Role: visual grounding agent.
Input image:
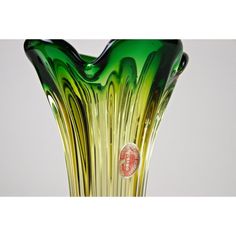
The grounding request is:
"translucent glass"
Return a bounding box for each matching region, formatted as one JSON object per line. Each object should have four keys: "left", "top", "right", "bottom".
{"left": 24, "top": 40, "right": 188, "bottom": 196}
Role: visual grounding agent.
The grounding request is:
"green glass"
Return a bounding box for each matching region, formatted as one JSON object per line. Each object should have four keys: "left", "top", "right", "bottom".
{"left": 24, "top": 39, "right": 188, "bottom": 196}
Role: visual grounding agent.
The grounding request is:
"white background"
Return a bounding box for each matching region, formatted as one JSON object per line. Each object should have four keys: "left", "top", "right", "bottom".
{"left": 0, "top": 0, "right": 236, "bottom": 235}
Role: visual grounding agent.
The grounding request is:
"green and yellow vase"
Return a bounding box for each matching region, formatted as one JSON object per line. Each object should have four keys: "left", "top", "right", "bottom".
{"left": 24, "top": 39, "right": 188, "bottom": 196}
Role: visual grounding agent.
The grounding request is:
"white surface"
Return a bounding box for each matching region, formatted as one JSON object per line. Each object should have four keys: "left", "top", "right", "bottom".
{"left": 0, "top": 40, "right": 235, "bottom": 196}
{"left": 1, "top": 198, "right": 236, "bottom": 236}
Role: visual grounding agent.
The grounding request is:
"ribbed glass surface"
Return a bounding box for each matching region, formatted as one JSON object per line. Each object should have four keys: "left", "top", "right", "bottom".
{"left": 24, "top": 40, "right": 188, "bottom": 196}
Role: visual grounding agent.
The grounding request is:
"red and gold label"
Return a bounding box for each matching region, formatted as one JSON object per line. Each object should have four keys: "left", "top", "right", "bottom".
{"left": 119, "top": 143, "right": 140, "bottom": 177}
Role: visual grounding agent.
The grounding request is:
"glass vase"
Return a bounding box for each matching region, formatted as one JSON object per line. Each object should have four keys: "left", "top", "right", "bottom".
{"left": 24, "top": 39, "right": 188, "bottom": 196}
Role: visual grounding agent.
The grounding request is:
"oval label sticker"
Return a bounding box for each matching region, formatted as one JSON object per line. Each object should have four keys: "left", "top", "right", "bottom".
{"left": 119, "top": 143, "right": 140, "bottom": 177}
